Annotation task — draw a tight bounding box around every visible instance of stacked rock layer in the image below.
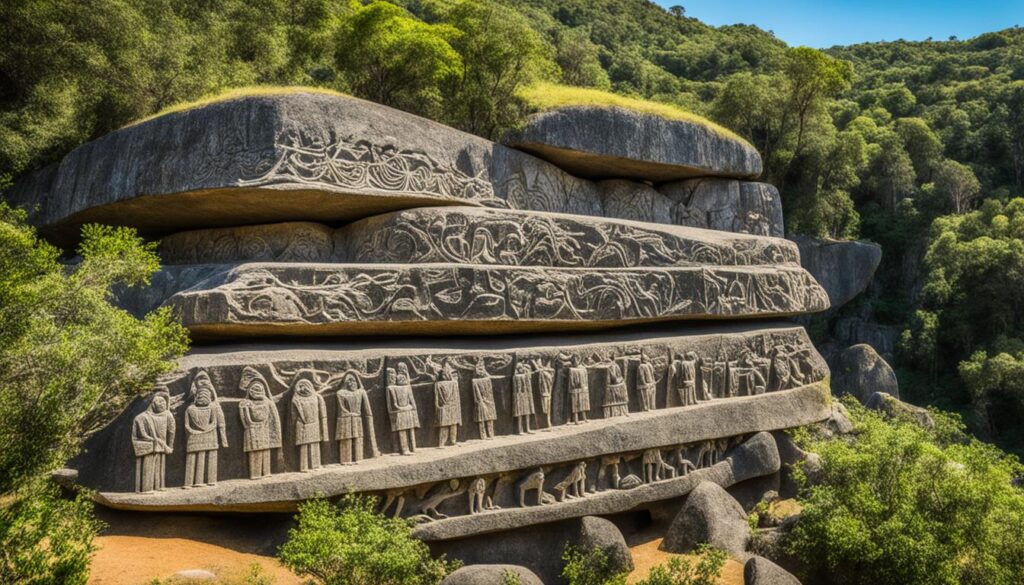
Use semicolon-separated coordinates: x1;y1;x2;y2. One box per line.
12;92;831;541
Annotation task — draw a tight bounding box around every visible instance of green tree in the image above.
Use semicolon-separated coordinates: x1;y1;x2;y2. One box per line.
0;202;188;584
441;0;554;138
935;159;982;214
553;26;610;90
786;399;1024;585
333;1;461;118
278;495;457;585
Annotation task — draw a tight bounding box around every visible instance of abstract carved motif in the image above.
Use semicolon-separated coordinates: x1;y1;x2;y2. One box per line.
237;130;500;205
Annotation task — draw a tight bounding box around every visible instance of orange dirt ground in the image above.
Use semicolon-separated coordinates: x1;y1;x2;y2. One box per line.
626;535;745;585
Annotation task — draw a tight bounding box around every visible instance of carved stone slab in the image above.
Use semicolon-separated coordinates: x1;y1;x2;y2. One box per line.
154;262;828;338
160;222;336;264
5;92;604;242
334;207;798;268
67;322;828;501
7;93;780;244
503;106;762;182
411;431;781;541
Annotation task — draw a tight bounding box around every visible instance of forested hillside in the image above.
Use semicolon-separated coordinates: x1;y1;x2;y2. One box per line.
3;0;1024;451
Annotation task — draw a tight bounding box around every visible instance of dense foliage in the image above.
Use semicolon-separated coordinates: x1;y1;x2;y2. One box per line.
278;495;457;585
786;399;1024;585
0;203;188;584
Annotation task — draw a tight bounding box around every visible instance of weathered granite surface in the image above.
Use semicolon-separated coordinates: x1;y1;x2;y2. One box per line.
69;323;828;511
160;207;799;268
503;106;762;181
745;556;802;585
335;207;800;268
659;179;784;238
5;92;606;242
152;262;829;338
441;565;544;585
160;222;335;264
7;94;782;245
662;481;751;557
833;344;898;403
790;236;881;309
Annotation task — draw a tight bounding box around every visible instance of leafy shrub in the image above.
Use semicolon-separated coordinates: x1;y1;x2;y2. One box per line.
634;546;725;585
785;398;1024;585
278;495;457;585
560;545;627;585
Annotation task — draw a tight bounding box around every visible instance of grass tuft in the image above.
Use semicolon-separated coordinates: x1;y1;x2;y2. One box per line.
519;81;750;145
124;86;350;128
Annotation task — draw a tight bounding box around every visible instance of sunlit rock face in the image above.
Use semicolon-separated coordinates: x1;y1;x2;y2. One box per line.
15;91;831;540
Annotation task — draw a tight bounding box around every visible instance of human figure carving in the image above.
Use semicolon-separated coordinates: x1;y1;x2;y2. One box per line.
698;358;714;401
553;462;588;501
532;358;555;430
768;345;806;392
472;361;497;439
335;373;380;464
511;362;536;434
637;352;658;411
387;364;420;455
434;362;461;447
602;361;629;418
238;367;282;479
518;468;547;507
132;390;176;493
183;372;227;488
642;449;676;483
670;352;699;407
468;477;500;514
290;371;329;472
567;356;590;424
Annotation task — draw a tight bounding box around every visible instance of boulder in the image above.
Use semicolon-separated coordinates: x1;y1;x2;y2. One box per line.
441;565;543;585
790;236;881;309
504;105;762;181
866;392;934;429
744;556;801;585
833;344;899;403
171;569;217;581
662;481;751;557
576;516;634;576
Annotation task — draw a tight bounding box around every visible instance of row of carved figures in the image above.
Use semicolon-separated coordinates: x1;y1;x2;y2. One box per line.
378;436;743;522
130;346;809;492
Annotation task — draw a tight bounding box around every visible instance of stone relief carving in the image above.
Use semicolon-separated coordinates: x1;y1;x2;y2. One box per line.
237;130;500;205
335;372;379;464
238;367;282;479
289;371;329;472
518;468;548;507
433;361;462;448
468;477;500;514
113;327;823;494
553;461;588;501
183;372;228;488
387;363;420;455
132;390;175;493
345;208;797;269
169;263;830;333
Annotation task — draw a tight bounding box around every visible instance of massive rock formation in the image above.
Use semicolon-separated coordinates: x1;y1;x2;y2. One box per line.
790;236;881;310
503;106;762;181
9;91;833;558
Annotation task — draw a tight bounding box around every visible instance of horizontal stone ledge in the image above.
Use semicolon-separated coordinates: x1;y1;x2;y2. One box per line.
67;322;828;495
503;105;762;182
157;206;801;268
153;262;828;339
412;431;780;541
89;388;818;513
8;92;782;246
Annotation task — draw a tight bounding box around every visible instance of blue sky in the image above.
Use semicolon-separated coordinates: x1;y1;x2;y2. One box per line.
658;1;1023;47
